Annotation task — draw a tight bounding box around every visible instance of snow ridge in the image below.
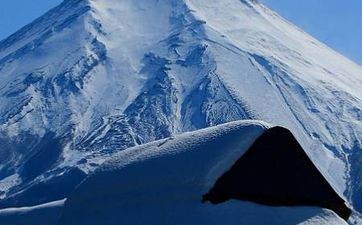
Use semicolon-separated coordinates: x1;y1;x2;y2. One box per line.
0;0;361;219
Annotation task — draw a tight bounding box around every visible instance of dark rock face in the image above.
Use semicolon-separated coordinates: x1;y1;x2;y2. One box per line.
203;126;351;221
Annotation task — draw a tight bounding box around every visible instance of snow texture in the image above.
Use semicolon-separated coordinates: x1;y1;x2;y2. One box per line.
58;120;347;225
0;0;361;222
0;199;64;225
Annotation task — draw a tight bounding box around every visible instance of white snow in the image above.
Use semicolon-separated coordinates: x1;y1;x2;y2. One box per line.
0;0;361;222
58;120;347;225
0;174;21;199
184;0;362;194
0;199;65;225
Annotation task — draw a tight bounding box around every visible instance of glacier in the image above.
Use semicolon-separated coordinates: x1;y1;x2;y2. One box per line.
0;0;361;223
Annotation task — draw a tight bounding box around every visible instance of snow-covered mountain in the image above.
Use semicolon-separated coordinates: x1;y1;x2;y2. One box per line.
0;121;352;225
0;0;361;221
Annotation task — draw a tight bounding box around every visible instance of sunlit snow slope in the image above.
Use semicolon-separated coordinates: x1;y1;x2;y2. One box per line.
0;0;361;215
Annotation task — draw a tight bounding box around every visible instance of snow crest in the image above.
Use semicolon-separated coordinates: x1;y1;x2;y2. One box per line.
0;0;361;217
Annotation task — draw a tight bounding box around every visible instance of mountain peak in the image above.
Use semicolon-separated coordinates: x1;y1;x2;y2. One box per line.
0;0;362;221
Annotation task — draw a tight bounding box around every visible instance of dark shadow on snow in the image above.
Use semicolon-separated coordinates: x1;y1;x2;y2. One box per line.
203;126;351;221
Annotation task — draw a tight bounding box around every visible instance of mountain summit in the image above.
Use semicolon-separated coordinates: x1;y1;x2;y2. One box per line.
0;0;361;220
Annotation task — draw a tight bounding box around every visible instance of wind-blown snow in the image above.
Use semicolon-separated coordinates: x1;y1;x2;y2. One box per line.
0;0;361;219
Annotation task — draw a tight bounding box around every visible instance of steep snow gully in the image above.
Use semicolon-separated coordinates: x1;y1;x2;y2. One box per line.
0;0;361;224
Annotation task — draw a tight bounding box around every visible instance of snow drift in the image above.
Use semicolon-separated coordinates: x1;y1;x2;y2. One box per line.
57;121;349;225
0;199;64;225
203;126;350;220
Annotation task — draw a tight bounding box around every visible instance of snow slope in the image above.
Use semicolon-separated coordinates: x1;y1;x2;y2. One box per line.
58;120;347;225
0;199;64;225
0;0;361;216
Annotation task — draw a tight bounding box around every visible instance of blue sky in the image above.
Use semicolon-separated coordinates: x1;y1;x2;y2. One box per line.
0;0;62;38
260;0;362;65
0;0;361;65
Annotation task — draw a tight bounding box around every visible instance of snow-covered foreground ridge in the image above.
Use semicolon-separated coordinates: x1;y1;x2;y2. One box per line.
0;120;350;224
0;199;64;225
58;120;352;225
0;0;361;218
